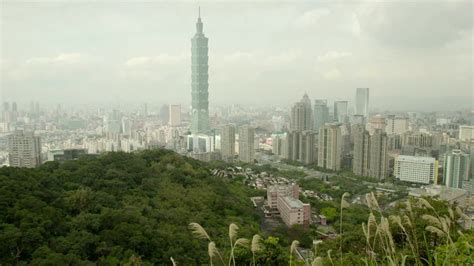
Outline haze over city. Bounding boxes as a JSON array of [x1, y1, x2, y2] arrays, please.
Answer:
[[1, 1, 474, 265], [1, 0, 472, 110]]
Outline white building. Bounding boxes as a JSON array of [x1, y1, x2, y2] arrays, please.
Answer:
[[394, 155, 438, 184], [386, 116, 409, 135], [459, 125, 474, 142], [187, 134, 214, 153]]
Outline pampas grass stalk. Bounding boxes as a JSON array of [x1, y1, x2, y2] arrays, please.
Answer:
[[289, 240, 299, 266], [251, 234, 263, 266], [228, 223, 239, 266], [339, 192, 350, 262]]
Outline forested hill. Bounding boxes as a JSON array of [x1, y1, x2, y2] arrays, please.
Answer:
[[0, 149, 261, 265]]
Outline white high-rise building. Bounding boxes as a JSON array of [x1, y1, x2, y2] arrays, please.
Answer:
[[386, 116, 409, 135], [394, 155, 438, 184], [290, 94, 313, 131], [238, 125, 255, 163], [169, 104, 182, 127], [7, 130, 42, 168], [355, 88, 369, 118]]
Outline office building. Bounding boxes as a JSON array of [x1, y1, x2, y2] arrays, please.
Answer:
[[238, 125, 255, 163], [290, 94, 313, 131], [318, 123, 342, 171], [444, 150, 470, 189], [386, 116, 409, 135], [7, 130, 42, 168], [169, 104, 182, 126], [47, 149, 87, 162], [190, 11, 210, 133], [394, 155, 438, 184], [220, 124, 236, 161], [187, 134, 215, 153], [314, 99, 329, 131], [334, 101, 348, 123], [355, 88, 369, 118]]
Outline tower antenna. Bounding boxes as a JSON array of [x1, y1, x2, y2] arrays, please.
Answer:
[[198, 6, 201, 18]]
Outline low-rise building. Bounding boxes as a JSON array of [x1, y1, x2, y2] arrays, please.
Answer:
[[277, 196, 311, 227]]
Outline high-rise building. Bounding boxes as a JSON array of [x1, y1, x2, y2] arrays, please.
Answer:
[[160, 104, 170, 125], [220, 124, 236, 162], [290, 94, 313, 131], [314, 99, 329, 131], [238, 125, 255, 163], [334, 101, 348, 123], [368, 130, 388, 179], [368, 115, 386, 134], [352, 124, 370, 176], [169, 104, 182, 126], [394, 155, 438, 184], [355, 88, 369, 118], [190, 10, 210, 134], [444, 150, 470, 189], [7, 130, 42, 168], [459, 125, 474, 142], [318, 123, 342, 171], [386, 115, 409, 135], [352, 127, 388, 179], [104, 110, 122, 135], [299, 130, 317, 165]]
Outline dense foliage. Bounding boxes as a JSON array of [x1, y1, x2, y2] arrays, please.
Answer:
[[0, 150, 265, 265]]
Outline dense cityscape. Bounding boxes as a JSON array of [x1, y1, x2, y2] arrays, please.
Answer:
[[1, 2, 473, 265]]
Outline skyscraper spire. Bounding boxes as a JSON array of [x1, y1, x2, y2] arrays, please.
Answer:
[[196, 7, 203, 34]]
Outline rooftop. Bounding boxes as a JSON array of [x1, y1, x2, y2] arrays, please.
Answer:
[[282, 196, 304, 209], [396, 155, 436, 163]]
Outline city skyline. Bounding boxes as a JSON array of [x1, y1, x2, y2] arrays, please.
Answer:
[[1, 1, 472, 111]]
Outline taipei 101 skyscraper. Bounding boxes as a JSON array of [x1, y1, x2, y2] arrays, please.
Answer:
[[190, 8, 210, 134]]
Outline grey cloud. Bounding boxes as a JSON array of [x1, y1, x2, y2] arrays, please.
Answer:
[[358, 1, 473, 49]]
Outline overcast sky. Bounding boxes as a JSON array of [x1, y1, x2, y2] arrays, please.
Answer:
[[1, 0, 473, 111]]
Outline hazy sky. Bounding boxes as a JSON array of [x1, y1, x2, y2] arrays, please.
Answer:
[[1, 0, 473, 111]]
